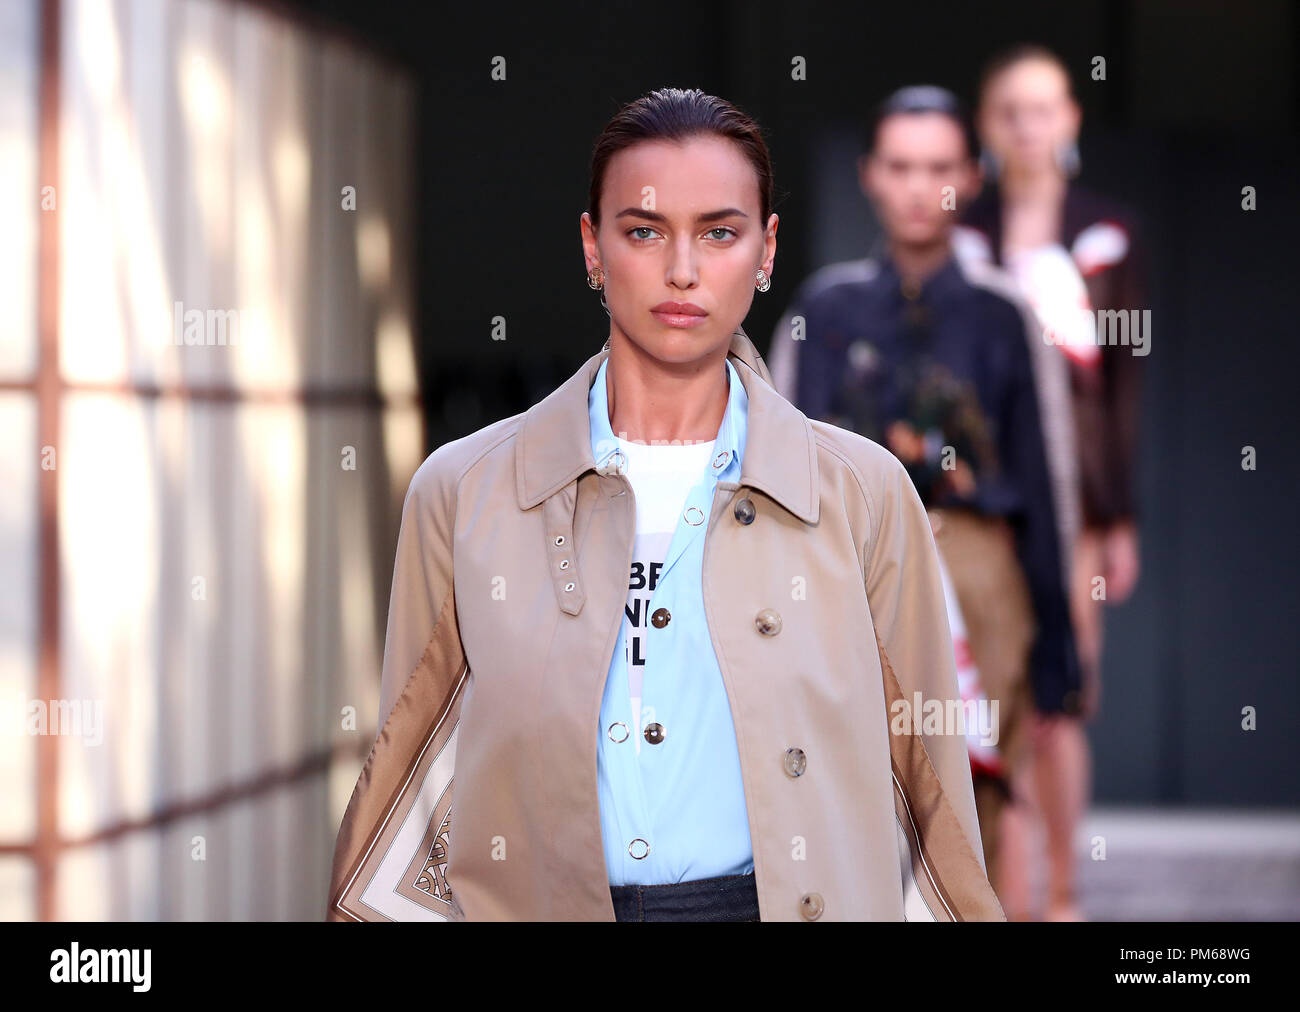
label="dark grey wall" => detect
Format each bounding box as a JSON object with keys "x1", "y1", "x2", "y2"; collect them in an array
[{"x1": 287, "y1": 0, "x2": 1299, "y2": 805}]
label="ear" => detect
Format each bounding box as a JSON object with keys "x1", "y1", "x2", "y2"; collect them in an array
[
  {"x1": 1066, "y1": 97, "x2": 1083, "y2": 138},
  {"x1": 957, "y1": 157, "x2": 981, "y2": 201},
  {"x1": 856, "y1": 153, "x2": 873, "y2": 200},
  {"x1": 579, "y1": 211, "x2": 599, "y2": 270},
  {"x1": 762, "y1": 213, "x2": 779, "y2": 274}
]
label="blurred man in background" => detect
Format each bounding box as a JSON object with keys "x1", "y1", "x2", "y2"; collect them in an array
[{"x1": 769, "y1": 86, "x2": 1081, "y2": 901}]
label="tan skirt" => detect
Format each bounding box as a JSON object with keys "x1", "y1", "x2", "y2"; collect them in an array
[{"x1": 928, "y1": 508, "x2": 1037, "y2": 880}]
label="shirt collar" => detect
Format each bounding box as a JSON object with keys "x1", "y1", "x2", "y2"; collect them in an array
[
  {"x1": 876, "y1": 250, "x2": 966, "y2": 305},
  {"x1": 515, "y1": 327, "x2": 819, "y2": 524},
  {"x1": 587, "y1": 355, "x2": 747, "y2": 484}
]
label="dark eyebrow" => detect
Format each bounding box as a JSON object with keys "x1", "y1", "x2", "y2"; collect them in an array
[{"x1": 613, "y1": 207, "x2": 749, "y2": 223}]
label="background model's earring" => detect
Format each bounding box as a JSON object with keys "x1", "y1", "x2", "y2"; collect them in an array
[
  {"x1": 587, "y1": 265, "x2": 605, "y2": 290},
  {"x1": 1055, "y1": 140, "x2": 1081, "y2": 178},
  {"x1": 754, "y1": 268, "x2": 771, "y2": 293}
]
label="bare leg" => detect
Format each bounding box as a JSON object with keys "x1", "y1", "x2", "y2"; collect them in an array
[
  {"x1": 995, "y1": 753, "x2": 1039, "y2": 920},
  {"x1": 1033, "y1": 714, "x2": 1090, "y2": 920},
  {"x1": 1032, "y1": 529, "x2": 1106, "y2": 920}
]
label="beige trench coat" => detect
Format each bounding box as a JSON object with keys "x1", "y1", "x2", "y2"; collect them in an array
[{"x1": 327, "y1": 327, "x2": 1004, "y2": 922}]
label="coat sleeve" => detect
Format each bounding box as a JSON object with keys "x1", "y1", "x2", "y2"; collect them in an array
[
  {"x1": 1100, "y1": 214, "x2": 1147, "y2": 525},
  {"x1": 327, "y1": 450, "x2": 467, "y2": 922},
  {"x1": 862, "y1": 450, "x2": 1005, "y2": 920},
  {"x1": 998, "y1": 309, "x2": 1083, "y2": 714},
  {"x1": 377, "y1": 454, "x2": 458, "y2": 732}
]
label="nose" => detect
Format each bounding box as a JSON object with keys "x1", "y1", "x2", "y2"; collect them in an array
[
  {"x1": 904, "y1": 166, "x2": 930, "y2": 201},
  {"x1": 665, "y1": 232, "x2": 698, "y2": 289}
]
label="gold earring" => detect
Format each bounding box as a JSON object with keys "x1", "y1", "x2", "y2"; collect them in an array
[
  {"x1": 755, "y1": 268, "x2": 770, "y2": 292},
  {"x1": 587, "y1": 266, "x2": 605, "y2": 290}
]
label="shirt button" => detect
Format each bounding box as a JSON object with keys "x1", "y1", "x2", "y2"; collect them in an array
[
  {"x1": 799, "y1": 892, "x2": 824, "y2": 920},
  {"x1": 755, "y1": 608, "x2": 782, "y2": 636},
  {"x1": 643, "y1": 722, "x2": 666, "y2": 745},
  {"x1": 607, "y1": 722, "x2": 629, "y2": 743},
  {"x1": 650, "y1": 607, "x2": 671, "y2": 629},
  {"x1": 712, "y1": 450, "x2": 731, "y2": 470},
  {"x1": 733, "y1": 497, "x2": 755, "y2": 525},
  {"x1": 684, "y1": 505, "x2": 705, "y2": 526},
  {"x1": 783, "y1": 747, "x2": 806, "y2": 777},
  {"x1": 629, "y1": 838, "x2": 650, "y2": 860}
]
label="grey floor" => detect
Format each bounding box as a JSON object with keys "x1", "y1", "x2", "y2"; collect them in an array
[{"x1": 1027, "y1": 808, "x2": 1300, "y2": 920}]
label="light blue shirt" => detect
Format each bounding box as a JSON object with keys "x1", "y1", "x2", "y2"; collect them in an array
[{"x1": 589, "y1": 355, "x2": 756, "y2": 885}]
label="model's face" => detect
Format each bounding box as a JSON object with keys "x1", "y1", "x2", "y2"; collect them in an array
[
  {"x1": 978, "y1": 58, "x2": 1080, "y2": 176},
  {"x1": 861, "y1": 113, "x2": 976, "y2": 246},
  {"x1": 580, "y1": 135, "x2": 777, "y2": 366}
]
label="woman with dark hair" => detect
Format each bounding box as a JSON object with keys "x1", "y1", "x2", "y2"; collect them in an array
[
  {"x1": 327, "y1": 87, "x2": 1003, "y2": 922},
  {"x1": 956, "y1": 44, "x2": 1148, "y2": 922}
]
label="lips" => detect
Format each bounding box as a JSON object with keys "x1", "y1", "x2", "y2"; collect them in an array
[
  {"x1": 650, "y1": 301, "x2": 710, "y2": 329},
  {"x1": 651, "y1": 301, "x2": 707, "y2": 316}
]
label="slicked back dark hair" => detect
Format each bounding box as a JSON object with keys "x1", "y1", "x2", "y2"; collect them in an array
[
  {"x1": 863, "y1": 84, "x2": 979, "y2": 160},
  {"x1": 977, "y1": 43, "x2": 1076, "y2": 103},
  {"x1": 587, "y1": 87, "x2": 776, "y2": 228}
]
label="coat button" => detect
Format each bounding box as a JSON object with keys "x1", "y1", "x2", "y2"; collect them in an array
[
  {"x1": 643, "y1": 722, "x2": 665, "y2": 745},
  {"x1": 783, "y1": 747, "x2": 806, "y2": 777},
  {"x1": 629, "y1": 838, "x2": 650, "y2": 860},
  {"x1": 650, "y1": 607, "x2": 671, "y2": 629},
  {"x1": 607, "y1": 722, "x2": 630, "y2": 743},
  {"x1": 755, "y1": 608, "x2": 782, "y2": 636},
  {"x1": 733, "y1": 497, "x2": 755, "y2": 525},
  {"x1": 799, "y1": 892, "x2": 824, "y2": 920}
]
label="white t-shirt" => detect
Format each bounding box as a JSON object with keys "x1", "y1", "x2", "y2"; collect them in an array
[{"x1": 616, "y1": 435, "x2": 715, "y2": 753}]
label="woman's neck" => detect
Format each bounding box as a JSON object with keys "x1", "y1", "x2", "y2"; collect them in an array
[
  {"x1": 998, "y1": 170, "x2": 1068, "y2": 254},
  {"x1": 604, "y1": 331, "x2": 729, "y2": 445},
  {"x1": 999, "y1": 168, "x2": 1068, "y2": 207}
]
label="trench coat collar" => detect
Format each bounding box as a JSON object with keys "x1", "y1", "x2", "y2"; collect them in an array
[
  {"x1": 515, "y1": 326, "x2": 820, "y2": 525},
  {"x1": 586, "y1": 355, "x2": 747, "y2": 483}
]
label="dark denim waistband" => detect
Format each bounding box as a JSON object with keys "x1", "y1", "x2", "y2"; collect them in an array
[{"x1": 610, "y1": 871, "x2": 760, "y2": 922}]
